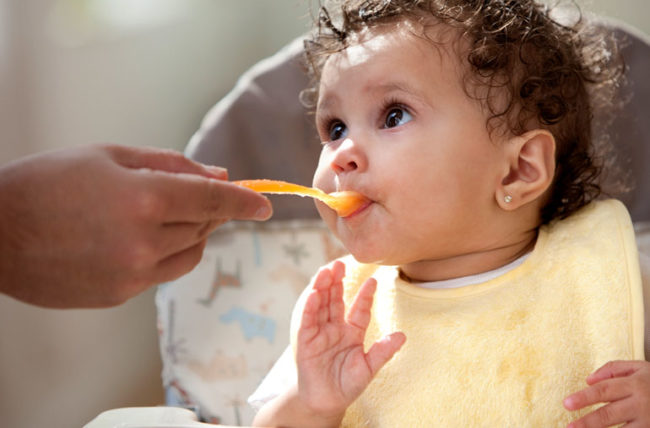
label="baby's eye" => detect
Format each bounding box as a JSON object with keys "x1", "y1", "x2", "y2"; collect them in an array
[
  {"x1": 328, "y1": 121, "x2": 348, "y2": 141},
  {"x1": 383, "y1": 107, "x2": 412, "y2": 129}
]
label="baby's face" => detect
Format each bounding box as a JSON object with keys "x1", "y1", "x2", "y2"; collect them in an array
[{"x1": 313, "y1": 22, "x2": 510, "y2": 267}]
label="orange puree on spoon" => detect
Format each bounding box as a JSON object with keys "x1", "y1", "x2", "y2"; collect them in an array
[{"x1": 234, "y1": 179, "x2": 368, "y2": 217}]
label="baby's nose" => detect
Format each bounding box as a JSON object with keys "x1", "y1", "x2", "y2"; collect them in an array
[{"x1": 330, "y1": 138, "x2": 366, "y2": 174}]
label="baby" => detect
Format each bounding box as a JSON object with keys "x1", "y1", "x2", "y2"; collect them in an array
[{"x1": 251, "y1": 0, "x2": 648, "y2": 426}]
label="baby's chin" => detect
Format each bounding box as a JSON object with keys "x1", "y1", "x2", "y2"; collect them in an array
[
  {"x1": 348, "y1": 248, "x2": 406, "y2": 266},
  {"x1": 327, "y1": 225, "x2": 412, "y2": 266}
]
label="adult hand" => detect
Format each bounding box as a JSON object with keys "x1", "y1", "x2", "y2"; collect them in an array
[{"x1": 0, "y1": 144, "x2": 272, "y2": 308}]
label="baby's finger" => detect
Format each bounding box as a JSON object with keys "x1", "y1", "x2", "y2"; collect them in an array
[
  {"x1": 311, "y1": 266, "x2": 334, "y2": 291},
  {"x1": 328, "y1": 271, "x2": 346, "y2": 323},
  {"x1": 345, "y1": 278, "x2": 377, "y2": 330},
  {"x1": 330, "y1": 260, "x2": 346, "y2": 284},
  {"x1": 566, "y1": 398, "x2": 635, "y2": 428},
  {"x1": 310, "y1": 267, "x2": 334, "y2": 325},
  {"x1": 586, "y1": 360, "x2": 642, "y2": 385},
  {"x1": 366, "y1": 332, "x2": 406, "y2": 375},
  {"x1": 564, "y1": 377, "x2": 631, "y2": 411},
  {"x1": 300, "y1": 288, "x2": 324, "y2": 334},
  {"x1": 325, "y1": 260, "x2": 346, "y2": 322}
]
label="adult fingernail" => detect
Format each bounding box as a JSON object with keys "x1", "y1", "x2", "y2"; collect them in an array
[
  {"x1": 254, "y1": 205, "x2": 272, "y2": 220},
  {"x1": 207, "y1": 166, "x2": 228, "y2": 179}
]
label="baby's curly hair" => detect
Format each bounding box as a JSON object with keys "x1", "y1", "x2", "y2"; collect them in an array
[{"x1": 302, "y1": 0, "x2": 625, "y2": 224}]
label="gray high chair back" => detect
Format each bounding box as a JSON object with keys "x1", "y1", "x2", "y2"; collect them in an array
[
  {"x1": 156, "y1": 22, "x2": 650, "y2": 426},
  {"x1": 602, "y1": 23, "x2": 650, "y2": 222}
]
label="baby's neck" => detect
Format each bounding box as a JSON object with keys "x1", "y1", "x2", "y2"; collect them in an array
[{"x1": 399, "y1": 229, "x2": 538, "y2": 283}]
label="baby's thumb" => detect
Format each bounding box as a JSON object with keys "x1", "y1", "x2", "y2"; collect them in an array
[{"x1": 366, "y1": 332, "x2": 406, "y2": 375}]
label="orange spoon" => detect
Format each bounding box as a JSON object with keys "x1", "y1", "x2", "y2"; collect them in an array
[{"x1": 234, "y1": 179, "x2": 368, "y2": 217}]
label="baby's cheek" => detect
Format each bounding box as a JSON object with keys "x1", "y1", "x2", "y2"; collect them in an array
[
  {"x1": 312, "y1": 163, "x2": 331, "y2": 189},
  {"x1": 315, "y1": 201, "x2": 337, "y2": 227}
]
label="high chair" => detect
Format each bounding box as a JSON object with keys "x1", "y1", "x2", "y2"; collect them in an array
[{"x1": 86, "y1": 16, "x2": 650, "y2": 428}]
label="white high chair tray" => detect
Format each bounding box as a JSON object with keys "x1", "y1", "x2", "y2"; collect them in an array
[{"x1": 84, "y1": 406, "x2": 233, "y2": 428}]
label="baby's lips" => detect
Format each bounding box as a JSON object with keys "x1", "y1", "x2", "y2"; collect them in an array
[{"x1": 329, "y1": 190, "x2": 371, "y2": 217}]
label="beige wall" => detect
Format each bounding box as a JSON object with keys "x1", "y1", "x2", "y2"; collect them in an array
[{"x1": 0, "y1": 1, "x2": 647, "y2": 427}]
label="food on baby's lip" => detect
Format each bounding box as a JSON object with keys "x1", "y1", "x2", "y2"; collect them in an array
[{"x1": 234, "y1": 179, "x2": 369, "y2": 217}]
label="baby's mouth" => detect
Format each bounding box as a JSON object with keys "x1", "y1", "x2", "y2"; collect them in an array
[{"x1": 341, "y1": 197, "x2": 373, "y2": 218}]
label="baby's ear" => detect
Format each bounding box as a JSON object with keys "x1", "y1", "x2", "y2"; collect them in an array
[{"x1": 497, "y1": 129, "x2": 556, "y2": 211}]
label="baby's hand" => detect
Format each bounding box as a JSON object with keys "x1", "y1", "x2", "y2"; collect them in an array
[
  {"x1": 295, "y1": 260, "x2": 406, "y2": 420},
  {"x1": 563, "y1": 360, "x2": 650, "y2": 427}
]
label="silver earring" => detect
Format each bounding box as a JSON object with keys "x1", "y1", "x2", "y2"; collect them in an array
[{"x1": 504, "y1": 195, "x2": 513, "y2": 203}]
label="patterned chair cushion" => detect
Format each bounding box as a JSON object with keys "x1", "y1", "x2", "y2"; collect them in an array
[{"x1": 156, "y1": 220, "x2": 347, "y2": 425}]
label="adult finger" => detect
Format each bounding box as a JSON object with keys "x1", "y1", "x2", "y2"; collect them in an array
[
  {"x1": 111, "y1": 238, "x2": 209, "y2": 302},
  {"x1": 154, "y1": 220, "x2": 221, "y2": 260},
  {"x1": 586, "y1": 361, "x2": 643, "y2": 385},
  {"x1": 564, "y1": 378, "x2": 631, "y2": 411},
  {"x1": 622, "y1": 420, "x2": 648, "y2": 428},
  {"x1": 107, "y1": 144, "x2": 228, "y2": 179},
  {"x1": 138, "y1": 171, "x2": 272, "y2": 222},
  {"x1": 567, "y1": 399, "x2": 635, "y2": 428},
  {"x1": 150, "y1": 239, "x2": 208, "y2": 286}
]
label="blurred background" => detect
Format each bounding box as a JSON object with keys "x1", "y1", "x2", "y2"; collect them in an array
[{"x1": 0, "y1": 1, "x2": 647, "y2": 427}]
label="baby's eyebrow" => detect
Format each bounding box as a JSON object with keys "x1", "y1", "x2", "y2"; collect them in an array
[
  {"x1": 316, "y1": 93, "x2": 340, "y2": 117},
  {"x1": 315, "y1": 80, "x2": 430, "y2": 119},
  {"x1": 372, "y1": 81, "x2": 425, "y2": 101},
  {"x1": 374, "y1": 80, "x2": 439, "y2": 112}
]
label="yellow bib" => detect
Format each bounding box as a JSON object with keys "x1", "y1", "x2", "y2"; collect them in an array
[{"x1": 291, "y1": 200, "x2": 644, "y2": 427}]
